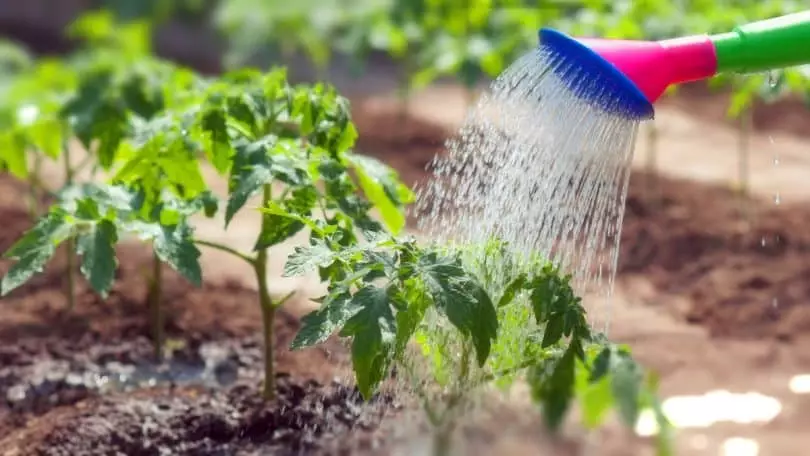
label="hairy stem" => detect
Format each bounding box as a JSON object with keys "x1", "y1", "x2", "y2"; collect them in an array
[
  {"x1": 432, "y1": 339, "x2": 473, "y2": 456},
  {"x1": 147, "y1": 251, "x2": 164, "y2": 361},
  {"x1": 195, "y1": 239, "x2": 256, "y2": 266},
  {"x1": 62, "y1": 140, "x2": 77, "y2": 312},
  {"x1": 257, "y1": 184, "x2": 276, "y2": 400}
]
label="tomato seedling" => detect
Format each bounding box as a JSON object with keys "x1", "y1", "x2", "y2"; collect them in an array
[{"x1": 287, "y1": 235, "x2": 672, "y2": 455}]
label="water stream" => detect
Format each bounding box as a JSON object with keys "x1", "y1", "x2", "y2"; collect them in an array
[{"x1": 415, "y1": 47, "x2": 642, "y2": 331}]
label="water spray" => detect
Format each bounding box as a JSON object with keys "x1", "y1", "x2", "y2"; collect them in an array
[{"x1": 539, "y1": 11, "x2": 810, "y2": 120}]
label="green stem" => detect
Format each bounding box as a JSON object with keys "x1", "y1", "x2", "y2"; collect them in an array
[
  {"x1": 256, "y1": 183, "x2": 276, "y2": 400},
  {"x1": 194, "y1": 239, "x2": 256, "y2": 266},
  {"x1": 147, "y1": 251, "x2": 164, "y2": 361},
  {"x1": 432, "y1": 339, "x2": 473, "y2": 456},
  {"x1": 62, "y1": 140, "x2": 77, "y2": 313}
]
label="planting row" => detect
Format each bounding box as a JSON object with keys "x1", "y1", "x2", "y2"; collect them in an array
[{"x1": 0, "y1": 10, "x2": 674, "y2": 455}]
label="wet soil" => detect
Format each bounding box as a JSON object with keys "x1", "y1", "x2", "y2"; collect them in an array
[
  {"x1": 0, "y1": 175, "x2": 397, "y2": 454},
  {"x1": 3, "y1": 376, "x2": 393, "y2": 456},
  {"x1": 350, "y1": 105, "x2": 810, "y2": 342}
]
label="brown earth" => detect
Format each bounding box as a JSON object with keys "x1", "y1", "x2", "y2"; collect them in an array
[
  {"x1": 0, "y1": 174, "x2": 397, "y2": 454},
  {"x1": 351, "y1": 101, "x2": 810, "y2": 343}
]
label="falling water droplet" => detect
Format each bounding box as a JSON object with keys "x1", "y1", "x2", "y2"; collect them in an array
[
  {"x1": 774, "y1": 192, "x2": 781, "y2": 205},
  {"x1": 768, "y1": 71, "x2": 778, "y2": 88},
  {"x1": 761, "y1": 237, "x2": 767, "y2": 247},
  {"x1": 773, "y1": 298, "x2": 779, "y2": 308}
]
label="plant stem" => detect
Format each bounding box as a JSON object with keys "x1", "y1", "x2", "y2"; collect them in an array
[
  {"x1": 194, "y1": 239, "x2": 256, "y2": 266},
  {"x1": 256, "y1": 183, "x2": 276, "y2": 400},
  {"x1": 62, "y1": 140, "x2": 77, "y2": 313},
  {"x1": 147, "y1": 251, "x2": 164, "y2": 361},
  {"x1": 432, "y1": 339, "x2": 473, "y2": 456}
]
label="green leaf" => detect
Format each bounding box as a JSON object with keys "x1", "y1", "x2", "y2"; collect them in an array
[
  {"x1": 497, "y1": 272, "x2": 527, "y2": 307},
  {"x1": 254, "y1": 186, "x2": 317, "y2": 250},
  {"x1": 290, "y1": 291, "x2": 361, "y2": 349},
  {"x1": 589, "y1": 347, "x2": 611, "y2": 383},
  {"x1": 226, "y1": 140, "x2": 274, "y2": 225},
  {"x1": 578, "y1": 358, "x2": 614, "y2": 429},
  {"x1": 541, "y1": 314, "x2": 565, "y2": 348},
  {"x1": 336, "y1": 122, "x2": 358, "y2": 154},
  {"x1": 347, "y1": 153, "x2": 413, "y2": 235},
  {"x1": 27, "y1": 118, "x2": 63, "y2": 159},
  {"x1": 416, "y1": 251, "x2": 498, "y2": 366},
  {"x1": 611, "y1": 352, "x2": 643, "y2": 427},
  {"x1": 339, "y1": 285, "x2": 397, "y2": 399},
  {"x1": 283, "y1": 239, "x2": 337, "y2": 277},
  {"x1": 1, "y1": 210, "x2": 71, "y2": 295},
  {"x1": 530, "y1": 344, "x2": 577, "y2": 430},
  {"x1": 201, "y1": 107, "x2": 232, "y2": 173},
  {"x1": 0, "y1": 131, "x2": 27, "y2": 179},
  {"x1": 392, "y1": 279, "x2": 430, "y2": 355},
  {"x1": 152, "y1": 222, "x2": 202, "y2": 287},
  {"x1": 76, "y1": 219, "x2": 118, "y2": 296}
]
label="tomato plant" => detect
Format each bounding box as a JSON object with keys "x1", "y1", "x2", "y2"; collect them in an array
[
  {"x1": 1, "y1": 62, "x2": 412, "y2": 399},
  {"x1": 287, "y1": 235, "x2": 672, "y2": 455}
]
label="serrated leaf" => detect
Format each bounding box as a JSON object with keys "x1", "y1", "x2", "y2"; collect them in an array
[
  {"x1": 392, "y1": 280, "x2": 430, "y2": 355},
  {"x1": 76, "y1": 219, "x2": 118, "y2": 296},
  {"x1": 530, "y1": 344, "x2": 576, "y2": 430},
  {"x1": 283, "y1": 239, "x2": 337, "y2": 277},
  {"x1": 291, "y1": 291, "x2": 362, "y2": 349},
  {"x1": 611, "y1": 352, "x2": 643, "y2": 427},
  {"x1": 151, "y1": 222, "x2": 202, "y2": 287},
  {"x1": 338, "y1": 285, "x2": 397, "y2": 399},
  {"x1": 541, "y1": 314, "x2": 565, "y2": 348},
  {"x1": 254, "y1": 186, "x2": 317, "y2": 250},
  {"x1": 226, "y1": 140, "x2": 274, "y2": 225},
  {"x1": 416, "y1": 252, "x2": 498, "y2": 366},
  {"x1": 201, "y1": 107, "x2": 231, "y2": 172},
  {"x1": 589, "y1": 347, "x2": 612, "y2": 383},
  {"x1": 1, "y1": 210, "x2": 71, "y2": 295},
  {"x1": 497, "y1": 272, "x2": 527, "y2": 307},
  {"x1": 347, "y1": 153, "x2": 413, "y2": 235},
  {"x1": 1, "y1": 242, "x2": 58, "y2": 296}
]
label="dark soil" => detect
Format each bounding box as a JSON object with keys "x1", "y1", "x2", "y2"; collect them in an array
[
  {"x1": 0, "y1": 174, "x2": 395, "y2": 454},
  {"x1": 2, "y1": 375, "x2": 393, "y2": 456},
  {"x1": 350, "y1": 106, "x2": 810, "y2": 342}
]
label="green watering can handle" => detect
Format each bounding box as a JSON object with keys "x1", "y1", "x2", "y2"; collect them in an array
[{"x1": 710, "y1": 11, "x2": 810, "y2": 74}]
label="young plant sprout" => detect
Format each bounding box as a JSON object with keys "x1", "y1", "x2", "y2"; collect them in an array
[{"x1": 287, "y1": 236, "x2": 672, "y2": 455}]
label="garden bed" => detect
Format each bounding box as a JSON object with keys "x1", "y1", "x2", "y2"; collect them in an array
[
  {"x1": 0, "y1": 174, "x2": 394, "y2": 454},
  {"x1": 351, "y1": 105, "x2": 810, "y2": 343}
]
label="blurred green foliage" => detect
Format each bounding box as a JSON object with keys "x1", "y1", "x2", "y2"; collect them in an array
[{"x1": 208, "y1": 0, "x2": 810, "y2": 112}]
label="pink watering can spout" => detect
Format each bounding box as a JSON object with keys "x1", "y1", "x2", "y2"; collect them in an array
[
  {"x1": 576, "y1": 35, "x2": 719, "y2": 103},
  {"x1": 538, "y1": 11, "x2": 810, "y2": 120}
]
